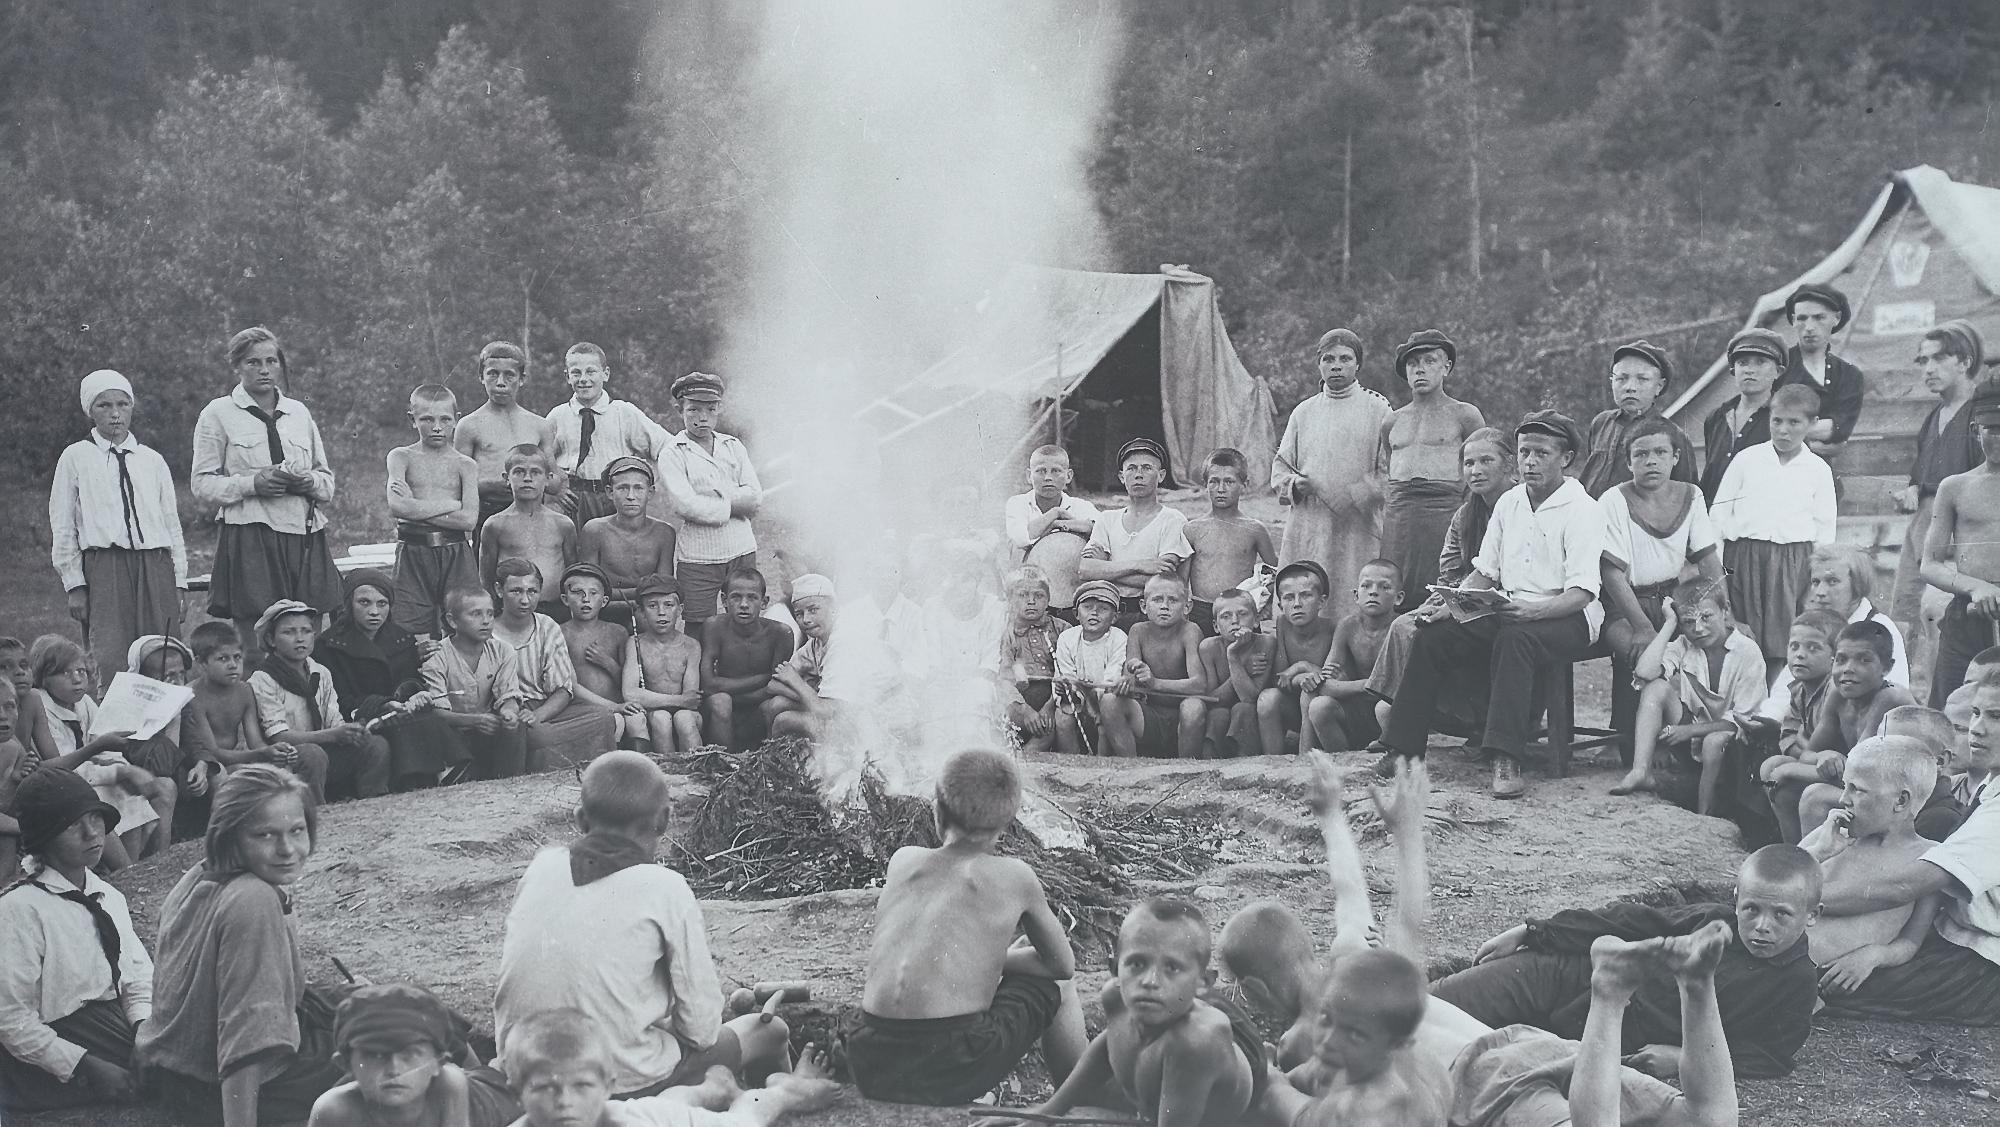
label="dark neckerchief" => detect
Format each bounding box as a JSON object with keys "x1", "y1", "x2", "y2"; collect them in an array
[
  {"x1": 569, "y1": 832, "x2": 655, "y2": 886},
  {"x1": 253, "y1": 654, "x2": 324, "y2": 729},
  {"x1": 20, "y1": 875, "x2": 122, "y2": 990}
]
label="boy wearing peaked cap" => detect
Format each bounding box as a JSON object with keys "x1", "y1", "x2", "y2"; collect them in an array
[
  {"x1": 1779, "y1": 284, "x2": 1868, "y2": 451},
  {"x1": 1699, "y1": 328, "x2": 1788, "y2": 504},
  {"x1": 1053, "y1": 579, "x2": 1129, "y2": 755},
  {"x1": 49, "y1": 370, "x2": 188, "y2": 680},
  {"x1": 578, "y1": 455, "x2": 677, "y2": 627},
  {"x1": 1379, "y1": 328, "x2": 1486, "y2": 613},
  {"x1": 1576, "y1": 339, "x2": 1699, "y2": 498},
  {"x1": 660, "y1": 371, "x2": 763, "y2": 628},
  {"x1": 1081, "y1": 437, "x2": 1193, "y2": 628},
  {"x1": 309, "y1": 983, "x2": 521, "y2": 1127}
]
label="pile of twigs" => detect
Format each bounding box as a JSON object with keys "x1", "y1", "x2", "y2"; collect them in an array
[{"x1": 666, "y1": 739, "x2": 1129, "y2": 946}]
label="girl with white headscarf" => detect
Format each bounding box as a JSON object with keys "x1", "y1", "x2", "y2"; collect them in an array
[{"x1": 48, "y1": 369, "x2": 188, "y2": 679}]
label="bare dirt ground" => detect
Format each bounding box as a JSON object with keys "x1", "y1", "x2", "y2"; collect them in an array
[{"x1": 7, "y1": 483, "x2": 1993, "y2": 1125}]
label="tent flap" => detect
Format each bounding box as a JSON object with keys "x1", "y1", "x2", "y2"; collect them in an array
[{"x1": 1160, "y1": 270, "x2": 1279, "y2": 486}]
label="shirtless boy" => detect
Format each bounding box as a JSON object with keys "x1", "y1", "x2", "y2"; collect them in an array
[
  {"x1": 558, "y1": 563, "x2": 637, "y2": 741},
  {"x1": 453, "y1": 341, "x2": 554, "y2": 530},
  {"x1": 625, "y1": 574, "x2": 705, "y2": 756},
  {"x1": 1922, "y1": 393, "x2": 2000, "y2": 706},
  {"x1": 1796, "y1": 736, "x2": 1948, "y2": 1000},
  {"x1": 1185, "y1": 448, "x2": 1275, "y2": 635},
  {"x1": 1258, "y1": 561, "x2": 1341, "y2": 757},
  {"x1": 701, "y1": 568, "x2": 794, "y2": 750},
  {"x1": 1378, "y1": 335, "x2": 1484, "y2": 611},
  {"x1": 388, "y1": 384, "x2": 480, "y2": 638},
  {"x1": 849, "y1": 750, "x2": 1084, "y2": 1106},
  {"x1": 1104, "y1": 574, "x2": 1208, "y2": 759},
  {"x1": 480, "y1": 445, "x2": 577, "y2": 620},
  {"x1": 187, "y1": 620, "x2": 284, "y2": 776},
  {"x1": 579, "y1": 455, "x2": 677, "y2": 626},
  {"x1": 1002, "y1": 899, "x2": 1259, "y2": 1127},
  {"x1": 1313, "y1": 560, "x2": 1401, "y2": 756},
  {"x1": 1800, "y1": 621, "x2": 1916, "y2": 813},
  {"x1": 1199, "y1": 589, "x2": 1275, "y2": 757}
]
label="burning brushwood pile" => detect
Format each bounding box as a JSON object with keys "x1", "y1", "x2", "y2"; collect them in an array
[{"x1": 660, "y1": 739, "x2": 1257, "y2": 948}]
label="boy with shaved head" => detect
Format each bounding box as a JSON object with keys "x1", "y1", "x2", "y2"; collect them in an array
[
  {"x1": 494, "y1": 751, "x2": 792, "y2": 1097},
  {"x1": 1434, "y1": 845, "x2": 1823, "y2": 1078}
]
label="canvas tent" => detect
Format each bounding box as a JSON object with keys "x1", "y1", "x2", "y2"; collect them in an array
[
  {"x1": 857, "y1": 264, "x2": 1279, "y2": 492},
  {"x1": 1667, "y1": 164, "x2": 2000, "y2": 518}
]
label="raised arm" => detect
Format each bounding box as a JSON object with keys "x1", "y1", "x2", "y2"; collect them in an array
[
  {"x1": 1369, "y1": 757, "x2": 1431, "y2": 964},
  {"x1": 1306, "y1": 751, "x2": 1377, "y2": 955}
]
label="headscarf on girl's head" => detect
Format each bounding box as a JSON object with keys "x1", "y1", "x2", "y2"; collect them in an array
[
  {"x1": 79, "y1": 369, "x2": 134, "y2": 417},
  {"x1": 337, "y1": 569, "x2": 396, "y2": 625}
]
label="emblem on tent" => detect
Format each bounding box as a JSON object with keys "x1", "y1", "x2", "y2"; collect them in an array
[{"x1": 1889, "y1": 239, "x2": 1931, "y2": 288}]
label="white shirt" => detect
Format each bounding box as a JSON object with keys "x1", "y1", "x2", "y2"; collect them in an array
[
  {"x1": 1056, "y1": 624, "x2": 1128, "y2": 684},
  {"x1": 0, "y1": 866, "x2": 153, "y2": 1080},
  {"x1": 1005, "y1": 491, "x2": 1101, "y2": 551},
  {"x1": 1924, "y1": 773, "x2": 2000, "y2": 967},
  {"x1": 1472, "y1": 477, "x2": 1607, "y2": 641},
  {"x1": 248, "y1": 659, "x2": 344, "y2": 738},
  {"x1": 1710, "y1": 442, "x2": 1838, "y2": 545},
  {"x1": 49, "y1": 432, "x2": 188, "y2": 590},
  {"x1": 1599, "y1": 483, "x2": 1718, "y2": 589},
  {"x1": 1660, "y1": 630, "x2": 1768, "y2": 719},
  {"x1": 36, "y1": 689, "x2": 158, "y2": 831},
  {"x1": 1086, "y1": 506, "x2": 1194, "y2": 599},
  {"x1": 1767, "y1": 598, "x2": 1910, "y2": 693},
  {"x1": 547, "y1": 396, "x2": 671, "y2": 482},
  {"x1": 495, "y1": 848, "x2": 724, "y2": 1093},
  {"x1": 657, "y1": 430, "x2": 761, "y2": 564},
  {"x1": 190, "y1": 385, "x2": 335, "y2": 533}
]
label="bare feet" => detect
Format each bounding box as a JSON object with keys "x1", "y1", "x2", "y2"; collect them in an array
[
  {"x1": 1588, "y1": 935, "x2": 1655, "y2": 1000},
  {"x1": 1609, "y1": 771, "x2": 1654, "y2": 796},
  {"x1": 1653, "y1": 920, "x2": 1730, "y2": 980},
  {"x1": 686, "y1": 1065, "x2": 742, "y2": 1110},
  {"x1": 760, "y1": 1046, "x2": 842, "y2": 1112},
  {"x1": 790, "y1": 1042, "x2": 831, "y2": 1081}
]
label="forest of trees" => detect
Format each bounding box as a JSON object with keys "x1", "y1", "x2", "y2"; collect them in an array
[{"x1": 1, "y1": 0, "x2": 1996, "y2": 477}]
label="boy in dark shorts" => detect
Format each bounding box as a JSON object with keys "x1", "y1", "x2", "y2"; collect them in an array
[
  {"x1": 849, "y1": 750, "x2": 1084, "y2": 1104},
  {"x1": 1315, "y1": 558, "x2": 1401, "y2": 755},
  {"x1": 387, "y1": 384, "x2": 480, "y2": 639},
  {"x1": 700, "y1": 568, "x2": 795, "y2": 749},
  {"x1": 1103, "y1": 574, "x2": 1208, "y2": 758},
  {"x1": 1185, "y1": 448, "x2": 1276, "y2": 635}
]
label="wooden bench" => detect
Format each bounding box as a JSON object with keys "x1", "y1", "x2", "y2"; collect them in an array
[{"x1": 1536, "y1": 639, "x2": 1625, "y2": 777}]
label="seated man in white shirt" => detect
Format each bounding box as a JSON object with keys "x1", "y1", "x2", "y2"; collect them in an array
[
  {"x1": 1810, "y1": 666, "x2": 2000, "y2": 1025},
  {"x1": 0, "y1": 768, "x2": 154, "y2": 1111},
  {"x1": 1368, "y1": 412, "x2": 1606, "y2": 800}
]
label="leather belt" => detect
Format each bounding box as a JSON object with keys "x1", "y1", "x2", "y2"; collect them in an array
[{"x1": 397, "y1": 526, "x2": 468, "y2": 547}]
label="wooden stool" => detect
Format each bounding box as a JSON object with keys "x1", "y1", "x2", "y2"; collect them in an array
[{"x1": 1536, "y1": 642, "x2": 1622, "y2": 776}]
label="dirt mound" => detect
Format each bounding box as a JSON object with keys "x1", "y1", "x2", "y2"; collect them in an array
[{"x1": 111, "y1": 749, "x2": 1745, "y2": 1033}]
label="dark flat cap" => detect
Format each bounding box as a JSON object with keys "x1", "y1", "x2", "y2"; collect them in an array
[
  {"x1": 1394, "y1": 329, "x2": 1457, "y2": 382},
  {"x1": 670, "y1": 371, "x2": 724, "y2": 401},
  {"x1": 1611, "y1": 339, "x2": 1675, "y2": 388},
  {"x1": 1116, "y1": 437, "x2": 1170, "y2": 470},
  {"x1": 1726, "y1": 327, "x2": 1789, "y2": 367},
  {"x1": 1515, "y1": 409, "x2": 1585, "y2": 454},
  {"x1": 633, "y1": 573, "x2": 680, "y2": 601},
  {"x1": 1785, "y1": 284, "x2": 1850, "y2": 332}
]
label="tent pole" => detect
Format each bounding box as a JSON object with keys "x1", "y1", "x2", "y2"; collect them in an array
[
  {"x1": 1053, "y1": 342, "x2": 1065, "y2": 448},
  {"x1": 1833, "y1": 204, "x2": 1908, "y2": 352}
]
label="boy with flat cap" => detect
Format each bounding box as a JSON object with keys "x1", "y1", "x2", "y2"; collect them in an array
[
  {"x1": 1272, "y1": 328, "x2": 1392, "y2": 623},
  {"x1": 578, "y1": 454, "x2": 677, "y2": 625},
  {"x1": 658, "y1": 371, "x2": 762, "y2": 629},
  {"x1": 1699, "y1": 327, "x2": 1787, "y2": 504},
  {"x1": 1080, "y1": 437, "x2": 1193, "y2": 628},
  {"x1": 1378, "y1": 327, "x2": 1486, "y2": 612},
  {"x1": 547, "y1": 342, "x2": 671, "y2": 526},
  {"x1": 309, "y1": 983, "x2": 519, "y2": 1127},
  {"x1": 1366, "y1": 410, "x2": 1606, "y2": 799},
  {"x1": 0, "y1": 767, "x2": 153, "y2": 1111},
  {"x1": 1921, "y1": 383, "x2": 2000, "y2": 707},
  {"x1": 1576, "y1": 339, "x2": 1698, "y2": 497},
  {"x1": 1779, "y1": 284, "x2": 1867, "y2": 453}
]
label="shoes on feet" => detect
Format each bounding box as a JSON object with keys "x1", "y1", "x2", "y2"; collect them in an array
[{"x1": 1490, "y1": 754, "x2": 1525, "y2": 799}]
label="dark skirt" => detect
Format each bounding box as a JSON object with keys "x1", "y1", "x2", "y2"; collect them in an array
[
  {"x1": 0, "y1": 1000, "x2": 135, "y2": 1111},
  {"x1": 83, "y1": 546, "x2": 183, "y2": 678},
  {"x1": 1724, "y1": 538, "x2": 1812, "y2": 661},
  {"x1": 207, "y1": 523, "x2": 342, "y2": 621},
  {"x1": 1380, "y1": 477, "x2": 1464, "y2": 612}
]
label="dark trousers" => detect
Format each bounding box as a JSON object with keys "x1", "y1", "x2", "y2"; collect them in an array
[
  {"x1": 1820, "y1": 929, "x2": 2000, "y2": 1026},
  {"x1": 1382, "y1": 611, "x2": 1592, "y2": 759},
  {"x1": 1930, "y1": 596, "x2": 1990, "y2": 709},
  {"x1": 1431, "y1": 951, "x2": 1591, "y2": 1031},
  {"x1": 0, "y1": 999, "x2": 135, "y2": 1111}
]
